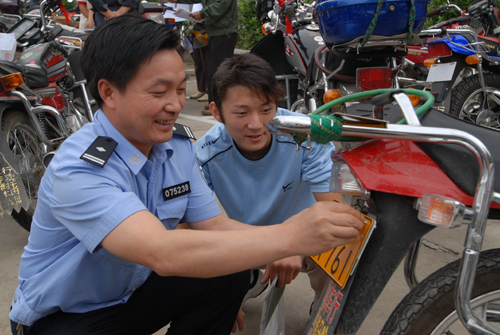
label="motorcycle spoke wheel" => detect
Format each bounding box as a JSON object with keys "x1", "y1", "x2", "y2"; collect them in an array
[
  {"x1": 430, "y1": 290, "x2": 500, "y2": 335},
  {"x1": 381, "y1": 248, "x2": 500, "y2": 335},
  {"x1": 1, "y1": 111, "x2": 45, "y2": 231},
  {"x1": 450, "y1": 73, "x2": 500, "y2": 128}
]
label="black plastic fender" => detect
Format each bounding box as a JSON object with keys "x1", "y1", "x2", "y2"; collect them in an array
[{"x1": 334, "y1": 191, "x2": 435, "y2": 334}]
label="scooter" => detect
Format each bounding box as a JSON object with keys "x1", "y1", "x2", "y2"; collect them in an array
[{"x1": 269, "y1": 88, "x2": 500, "y2": 334}]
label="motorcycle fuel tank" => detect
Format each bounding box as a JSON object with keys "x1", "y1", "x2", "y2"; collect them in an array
[{"x1": 284, "y1": 26, "x2": 325, "y2": 76}]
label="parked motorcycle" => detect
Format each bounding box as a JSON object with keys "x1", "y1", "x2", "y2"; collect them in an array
[
  {"x1": 269, "y1": 88, "x2": 500, "y2": 334},
  {"x1": 399, "y1": 0, "x2": 500, "y2": 127},
  {"x1": 252, "y1": 0, "x2": 431, "y2": 123},
  {"x1": 0, "y1": 0, "x2": 94, "y2": 231}
]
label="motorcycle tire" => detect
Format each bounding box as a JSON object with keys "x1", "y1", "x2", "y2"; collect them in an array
[
  {"x1": 1, "y1": 110, "x2": 44, "y2": 231},
  {"x1": 449, "y1": 73, "x2": 500, "y2": 128},
  {"x1": 381, "y1": 248, "x2": 500, "y2": 335}
]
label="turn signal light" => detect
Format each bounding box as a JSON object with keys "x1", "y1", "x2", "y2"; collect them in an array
[
  {"x1": 356, "y1": 67, "x2": 392, "y2": 91},
  {"x1": 167, "y1": 18, "x2": 176, "y2": 25},
  {"x1": 407, "y1": 89, "x2": 420, "y2": 106},
  {"x1": 0, "y1": 73, "x2": 24, "y2": 91},
  {"x1": 423, "y1": 58, "x2": 437, "y2": 67},
  {"x1": 417, "y1": 194, "x2": 467, "y2": 228},
  {"x1": 262, "y1": 22, "x2": 272, "y2": 35},
  {"x1": 428, "y1": 43, "x2": 452, "y2": 58},
  {"x1": 466, "y1": 55, "x2": 481, "y2": 65},
  {"x1": 323, "y1": 89, "x2": 342, "y2": 106}
]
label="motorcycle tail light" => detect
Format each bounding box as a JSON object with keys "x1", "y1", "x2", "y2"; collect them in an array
[
  {"x1": 0, "y1": 73, "x2": 24, "y2": 92},
  {"x1": 417, "y1": 194, "x2": 468, "y2": 228},
  {"x1": 323, "y1": 89, "x2": 342, "y2": 106},
  {"x1": 330, "y1": 156, "x2": 368, "y2": 198},
  {"x1": 356, "y1": 67, "x2": 392, "y2": 91},
  {"x1": 147, "y1": 13, "x2": 166, "y2": 25},
  {"x1": 466, "y1": 55, "x2": 481, "y2": 65},
  {"x1": 428, "y1": 43, "x2": 452, "y2": 58}
]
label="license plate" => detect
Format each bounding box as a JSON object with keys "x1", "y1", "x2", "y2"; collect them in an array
[
  {"x1": 310, "y1": 214, "x2": 376, "y2": 289},
  {"x1": 426, "y1": 62, "x2": 456, "y2": 83}
]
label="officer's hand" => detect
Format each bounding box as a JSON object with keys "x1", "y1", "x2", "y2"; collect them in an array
[
  {"x1": 189, "y1": 11, "x2": 201, "y2": 21},
  {"x1": 283, "y1": 201, "x2": 365, "y2": 256},
  {"x1": 263, "y1": 255, "x2": 301, "y2": 288}
]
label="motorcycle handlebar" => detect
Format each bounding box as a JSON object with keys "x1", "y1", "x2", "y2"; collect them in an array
[{"x1": 283, "y1": 0, "x2": 298, "y2": 27}]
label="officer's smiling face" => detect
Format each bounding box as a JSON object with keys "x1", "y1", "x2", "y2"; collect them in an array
[{"x1": 102, "y1": 48, "x2": 187, "y2": 157}]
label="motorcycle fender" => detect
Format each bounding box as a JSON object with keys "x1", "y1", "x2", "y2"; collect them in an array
[
  {"x1": 334, "y1": 191, "x2": 435, "y2": 334},
  {"x1": 0, "y1": 128, "x2": 30, "y2": 216}
]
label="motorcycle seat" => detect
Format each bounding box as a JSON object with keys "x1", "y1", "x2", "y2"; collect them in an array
[
  {"x1": 0, "y1": 60, "x2": 49, "y2": 89},
  {"x1": 418, "y1": 109, "x2": 500, "y2": 197}
]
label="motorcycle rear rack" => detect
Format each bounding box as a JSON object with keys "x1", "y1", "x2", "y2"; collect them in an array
[{"x1": 269, "y1": 92, "x2": 500, "y2": 335}]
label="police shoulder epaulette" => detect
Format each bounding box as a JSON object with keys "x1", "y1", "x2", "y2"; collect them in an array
[
  {"x1": 173, "y1": 123, "x2": 196, "y2": 140},
  {"x1": 80, "y1": 136, "x2": 118, "y2": 168}
]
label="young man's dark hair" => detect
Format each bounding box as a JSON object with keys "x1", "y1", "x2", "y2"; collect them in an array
[
  {"x1": 81, "y1": 14, "x2": 179, "y2": 106},
  {"x1": 211, "y1": 53, "x2": 284, "y2": 121}
]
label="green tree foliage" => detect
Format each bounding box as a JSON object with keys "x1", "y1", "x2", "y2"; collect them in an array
[
  {"x1": 237, "y1": 0, "x2": 263, "y2": 50},
  {"x1": 425, "y1": 0, "x2": 499, "y2": 27}
]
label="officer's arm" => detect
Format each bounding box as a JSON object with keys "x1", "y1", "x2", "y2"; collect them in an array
[{"x1": 100, "y1": 202, "x2": 364, "y2": 278}]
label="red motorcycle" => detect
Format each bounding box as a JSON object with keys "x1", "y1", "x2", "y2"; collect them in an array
[
  {"x1": 269, "y1": 89, "x2": 500, "y2": 334},
  {"x1": 0, "y1": 0, "x2": 93, "y2": 231}
]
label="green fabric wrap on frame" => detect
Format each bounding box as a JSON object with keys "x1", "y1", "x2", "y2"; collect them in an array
[{"x1": 309, "y1": 115, "x2": 344, "y2": 144}]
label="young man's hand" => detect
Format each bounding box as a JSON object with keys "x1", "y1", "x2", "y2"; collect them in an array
[
  {"x1": 232, "y1": 308, "x2": 245, "y2": 333},
  {"x1": 284, "y1": 201, "x2": 365, "y2": 256},
  {"x1": 262, "y1": 255, "x2": 301, "y2": 288}
]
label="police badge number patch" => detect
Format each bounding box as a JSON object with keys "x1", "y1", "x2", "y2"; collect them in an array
[{"x1": 163, "y1": 181, "x2": 191, "y2": 201}]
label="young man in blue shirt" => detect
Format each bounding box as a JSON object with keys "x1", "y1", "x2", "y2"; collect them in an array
[
  {"x1": 195, "y1": 53, "x2": 341, "y2": 312},
  {"x1": 9, "y1": 16, "x2": 365, "y2": 335}
]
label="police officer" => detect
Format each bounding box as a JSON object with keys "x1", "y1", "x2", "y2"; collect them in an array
[{"x1": 9, "y1": 15, "x2": 365, "y2": 335}]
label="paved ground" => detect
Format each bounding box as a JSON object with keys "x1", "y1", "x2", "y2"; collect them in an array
[{"x1": 2, "y1": 54, "x2": 500, "y2": 335}]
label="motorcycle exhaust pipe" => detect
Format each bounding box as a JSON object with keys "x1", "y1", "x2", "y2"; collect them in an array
[{"x1": 43, "y1": 151, "x2": 56, "y2": 169}]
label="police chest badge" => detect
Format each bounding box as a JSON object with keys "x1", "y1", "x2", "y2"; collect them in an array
[{"x1": 163, "y1": 181, "x2": 191, "y2": 201}]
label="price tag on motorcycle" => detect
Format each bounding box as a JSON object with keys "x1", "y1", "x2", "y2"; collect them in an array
[{"x1": 310, "y1": 214, "x2": 375, "y2": 289}]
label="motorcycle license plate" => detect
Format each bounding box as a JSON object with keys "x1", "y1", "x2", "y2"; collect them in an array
[
  {"x1": 426, "y1": 62, "x2": 457, "y2": 83},
  {"x1": 310, "y1": 214, "x2": 375, "y2": 289}
]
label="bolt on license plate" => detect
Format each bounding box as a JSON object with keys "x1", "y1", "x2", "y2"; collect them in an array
[{"x1": 310, "y1": 214, "x2": 376, "y2": 289}]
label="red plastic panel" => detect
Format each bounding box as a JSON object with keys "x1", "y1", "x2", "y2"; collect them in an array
[{"x1": 340, "y1": 139, "x2": 478, "y2": 206}]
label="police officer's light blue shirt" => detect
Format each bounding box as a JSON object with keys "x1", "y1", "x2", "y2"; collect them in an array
[
  {"x1": 195, "y1": 108, "x2": 334, "y2": 226},
  {"x1": 10, "y1": 110, "x2": 221, "y2": 326}
]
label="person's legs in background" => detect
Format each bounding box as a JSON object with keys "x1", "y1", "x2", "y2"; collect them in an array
[{"x1": 204, "y1": 33, "x2": 237, "y2": 114}]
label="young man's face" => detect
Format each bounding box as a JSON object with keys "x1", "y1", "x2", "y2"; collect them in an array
[
  {"x1": 211, "y1": 85, "x2": 276, "y2": 160},
  {"x1": 101, "y1": 49, "x2": 187, "y2": 156}
]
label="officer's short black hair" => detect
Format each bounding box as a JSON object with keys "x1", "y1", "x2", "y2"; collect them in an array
[
  {"x1": 211, "y1": 53, "x2": 284, "y2": 122},
  {"x1": 81, "y1": 14, "x2": 180, "y2": 106}
]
